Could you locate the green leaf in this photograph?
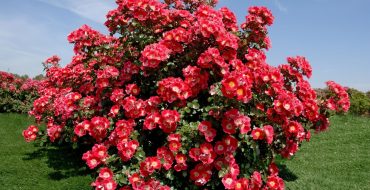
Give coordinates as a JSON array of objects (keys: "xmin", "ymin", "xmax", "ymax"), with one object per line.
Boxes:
[
  {"xmin": 184, "ymin": 107, "xmax": 191, "ymax": 113},
  {"xmin": 72, "ymin": 143, "xmax": 78, "ymax": 149},
  {"xmin": 165, "ymin": 170, "xmax": 174, "ymax": 180}
]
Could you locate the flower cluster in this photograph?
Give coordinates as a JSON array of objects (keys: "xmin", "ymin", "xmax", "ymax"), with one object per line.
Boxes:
[
  {"xmin": 92, "ymin": 167, "xmax": 117, "ymax": 190},
  {"xmin": 182, "ymin": 65, "xmax": 209, "ymax": 96},
  {"xmin": 241, "ymin": 6, "xmax": 274, "ymax": 49},
  {"xmin": 23, "ymin": 1, "xmax": 349, "ymax": 190},
  {"xmin": 157, "ymin": 77, "xmax": 191, "ymax": 103},
  {"xmin": 83, "ymin": 144, "xmax": 109, "ymax": 169},
  {"xmin": 43, "ymin": 55, "xmax": 61, "ymax": 69},
  {"xmin": 46, "ymin": 123, "xmax": 63, "ymax": 142},
  {"xmin": 325, "ymin": 81, "xmax": 350, "ymax": 112},
  {"xmin": 140, "ymin": 43, "xmax": 171, "ymax": 69},
  {"xmin": 0, "ymin": 71, "xmax": 21, "ymax": 93},
  {"xmin": 0, "ymin": 71, "xmax": 40, "ymax": 113},
  {"xmin": 221, "ymin": 71, "xmax": 253, "ymax": 103},
  {"xmin": 287, "ymin": 56, "xmax": 312, "ymax": 78},
  {"xmin": 22, "ymin": 125, "xmax": 39, "ymax": 142}
]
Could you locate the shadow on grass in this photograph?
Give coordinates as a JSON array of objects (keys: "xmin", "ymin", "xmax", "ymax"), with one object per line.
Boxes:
[
  {"xmin": 277, "ymin": 163, "xmax": 298, "ymax": 182},
  {"xmin": 23, "ymin": 144, "xmax": 93, "ymax": 180}
]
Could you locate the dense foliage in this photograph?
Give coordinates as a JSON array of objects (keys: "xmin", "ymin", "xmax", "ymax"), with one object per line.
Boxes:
[
  {"xmin": 317, "ymin": 88, "xmax": 369, "ymax": 116},
  {"xmin": 23, "ymin": 0, "xmax": 350, "ymax": 189},
  {"xmin": 0, "ymin": 71, "xmax": 39, "ymax": 113},
  {"xmin": 346, "ymin": 89, "xmax": 370, "ymax": 116}
]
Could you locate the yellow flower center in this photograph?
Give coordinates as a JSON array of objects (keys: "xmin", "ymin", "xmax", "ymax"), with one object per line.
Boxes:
[
  {"xmin": 228, "ymin": 81, "xmax": 236, "ymax": 88},
  {"xmin": 269, "ymin": 181, "xmax": 276, "ymax": 187},
  {"xmin": 236, "ymin": 183, "xmax": 242, "ymax": 188},
  {"xmin": 237, "ymin": 88, "xmax": 244, "ymax": 96},
  {"xmin": 132, "ymin": 177, "xmax": 139, "ymax": 182},
  {"xmin": 151, "ymin": 162, "xmax": 158, "ymax": 167},
  {"xmin": 289, "ymin": 126, "xmax": 296, "ymax": 132},
  {"xmin": 255, "ymin": 131, "xmax": 261, "ymax": 137},
  {"xmin": 178, "ymin": 157, "xmax": 184, "ymax": 162}
]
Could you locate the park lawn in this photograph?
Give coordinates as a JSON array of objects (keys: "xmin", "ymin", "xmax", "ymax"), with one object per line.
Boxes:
[
  {"xmin": 283, "ymin": 115, "xmax": 370, "ymax": 190},
  {"xmin": 0, "ymin": 113, "xmax": 92, "ymax": 190},
  {"xmin": 0, "ymin": 113, "xmax": 369, "ymax": 189}
]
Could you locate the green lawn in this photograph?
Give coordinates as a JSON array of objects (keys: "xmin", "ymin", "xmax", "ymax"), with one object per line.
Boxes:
[
  {"xmin": 282, "ymin": 115, "xmax": 370, "ymax": 190},
  {"xmin": 0, "ymin": 113, "xmax": 92, "ymax": 190},
  {"xmin": 0, "ymin": 113, "xmax": 369, "ymax": 189}
]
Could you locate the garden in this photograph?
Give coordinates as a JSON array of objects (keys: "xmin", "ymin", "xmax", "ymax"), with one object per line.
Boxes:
[
  {"xmin": 1, "ymin": 114, "xmax": 369, "ymax": 189},
  {"xmin": 1, "ymin": 0, "xmax": 370, "ymax": 190}
]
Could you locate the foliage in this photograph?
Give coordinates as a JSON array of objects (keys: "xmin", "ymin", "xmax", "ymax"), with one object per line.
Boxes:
[
  {"xmin": 347, "ymin": 88, "xmax": 370, "ymax": 116},
  {"xmin": 23, "ymin": 1, "xmax": 350, "ymax": 189},
  {"xmin": 317, "ymin": 88, "xmax": 370, "ymax": 116},
  {"xmin": 0, "ymin": 71, "xmax": 40, "ymax": 113}
]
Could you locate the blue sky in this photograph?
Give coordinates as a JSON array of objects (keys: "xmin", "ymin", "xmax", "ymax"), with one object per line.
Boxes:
[{"xmin": 0, "ymin": 0, "xmax": 369, "ymax": 91}]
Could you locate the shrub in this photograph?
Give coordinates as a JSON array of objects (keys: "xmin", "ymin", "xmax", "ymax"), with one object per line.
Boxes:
[
  {"xmin": 23, "ymin": 1, "xmax": 350, "ymax": 189},
  {"xmin": 0, "ymin": 71, "xmax": 40, "ymax": 113},
  {"xmin": 317, "ymin": 88, "xmax": 369, "ymax": 116},
  {"xmin": 347, "ymin": 89, "xmax": 370, "ymax": 116}
]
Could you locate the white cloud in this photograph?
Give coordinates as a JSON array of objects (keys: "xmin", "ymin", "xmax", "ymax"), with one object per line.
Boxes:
[
  {"xmin": 0, "ymin": 0, "xmax": 117, "ymax": 77},
  {"xmin": 0, "ymin": 17, "xmax": 50, "ymax": 53},
  {"xmin": 0, "ymin": 15, "xmax": 70, "ymax": 77},
  {"xmin": 36, "ymin": 0, "xmax": 116, "ymax": 23},
  {"xmin": 0, "ymin": 46, "xmax": 44, "ymax": 77},
  {"xmin": 273, "ymin": 0, "xmax": 288, "ymax": 12}
]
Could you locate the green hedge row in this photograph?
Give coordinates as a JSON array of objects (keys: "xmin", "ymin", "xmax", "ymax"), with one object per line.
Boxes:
[
  {"xmin": 347, "ymin": 88, "xmax": 370, "ymax": 116},
  {"xmin": 316, "ymin": 88, "xmax": 370, "ymax": 116},
  {"xmin": 0, "ymin": 71, "xmax": 40, "ymax": 113},
  {"xmin": 0, "ymin": 89, "xmax": 38, "ymax": 113}
]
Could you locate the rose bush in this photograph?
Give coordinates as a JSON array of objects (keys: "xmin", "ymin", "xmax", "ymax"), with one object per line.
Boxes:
[
  {"xmin": 0, "ymin": 71, "xmax": 40, "ymax": 113},
  {"xmin": 23, "ymin": 0, "xmax": 350, "ymax": 189},
  {"xmin": 317, "ymin": 87, "xmax": 369, "ymax": 116}
]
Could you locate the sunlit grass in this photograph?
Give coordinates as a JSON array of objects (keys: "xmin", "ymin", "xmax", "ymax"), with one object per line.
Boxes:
[
  {"xmin": 0, "ymin": 113, "xmax": 92, "ymax": 190},
  {"xmin": 283, "ymin": 115, "xmax": 370, "ymax": 190}
]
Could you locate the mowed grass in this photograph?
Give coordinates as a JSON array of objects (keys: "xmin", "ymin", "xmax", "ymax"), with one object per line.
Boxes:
[
  {"xmin": 282, "ymin": 115, "xmax": 370, "ymax": 190},
  {"xmin": 0, "ymin": 113, "xmax": 92, "ymax": 190},
  {"xmin": 0, "ymin": 113, "xmax": 369, "ymax": 189}
]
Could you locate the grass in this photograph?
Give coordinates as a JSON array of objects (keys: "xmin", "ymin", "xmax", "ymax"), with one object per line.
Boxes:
[
  {"xmin": 282, "ymin": 115, "xmax": 370, "ymax": 190},
  {"xmin": 0, "ymin": 113, "xmax": 369, "ymax": 189},
  {"xmin": 0, "ymin": 113, "xmax": 92, "ymax": 190}
]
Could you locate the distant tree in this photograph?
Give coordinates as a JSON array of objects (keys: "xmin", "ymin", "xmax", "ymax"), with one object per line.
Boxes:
[
  {"xmin": 346, "ymin": 88, "xmax": 370, "ymax": 115},
  {"xmin": 33, "ymin": 74, "xmax": 44, "ymax": 81},
  {"xmin": 13, "ymin": 74, "xmax": 29, "ymax": 80}
]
